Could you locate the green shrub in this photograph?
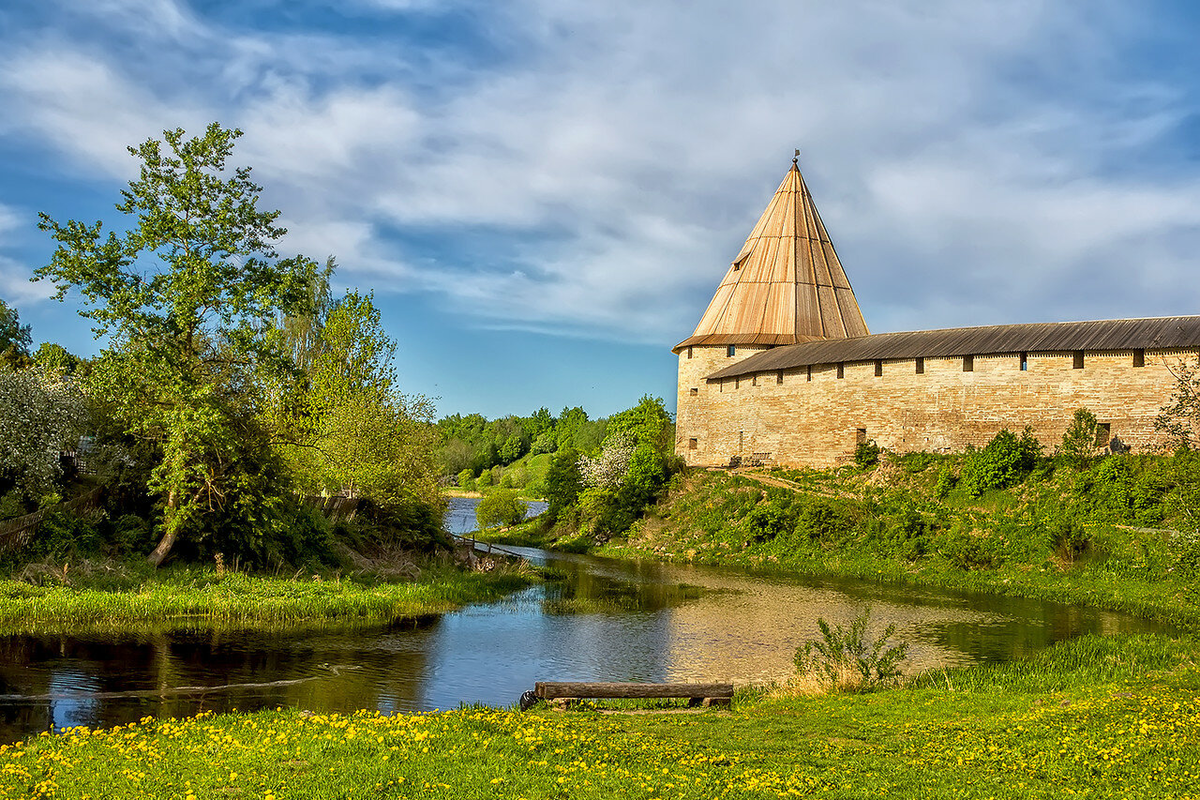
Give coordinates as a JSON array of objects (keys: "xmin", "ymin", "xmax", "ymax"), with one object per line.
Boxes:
[
  {"xmin": 794, "ymin": 607, "xmax": 909, "ymax": 692},
  {"xmin": 457, "ymin": 468, "xmax": 475, "ymax": 491},
  {"xmin": 960, "ymin": 428, "xmax": 1042, "ymax": 497},
  {"xmin": 793, "ymin": 495, "xmax": 855, "ymax": 545},
  {"xmin": 1060, "ymin": 407, "xmax": 1099, "ymax": 466},
  {"xmin": 933, "ymin": 465, "xmax": 956, "ymax": 498},
  {"xmin": 854, "ymin": 440, "xmax": 880, "ymax": 469},
  {"xmin": 893, "ymin": 451, "xmax": 940, "ymax": 474},
  {"xmin": 745, "ymin": 494, "xmax": 796, "ymax": 543}
]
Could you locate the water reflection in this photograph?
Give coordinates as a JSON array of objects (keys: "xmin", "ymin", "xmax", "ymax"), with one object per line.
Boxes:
[{"xmin": 0, "ymin": 498, "xmax": 1174, "ymax": 742}]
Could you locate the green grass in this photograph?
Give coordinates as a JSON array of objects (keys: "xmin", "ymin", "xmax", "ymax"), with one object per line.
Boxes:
[
  {"xmin": 2, "ymin": 633, "xmax": 1198, "ymax": 799},
  {"xmin": 0, "ymin": 565, "xmax": 533, "ymax": 634},
  {"xmin": 592, "ymin": 467, "xmax": 1200, "ymax": 628}
]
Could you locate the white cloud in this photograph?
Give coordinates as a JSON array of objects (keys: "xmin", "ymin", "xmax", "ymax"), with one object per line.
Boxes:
[
  {"xmin": 0, "ymin": 256, "xmax": 52, "ymax": 305},
  {"xmin": 3, "ymin": 0, "xmax": 1200, "ymax": 344}
]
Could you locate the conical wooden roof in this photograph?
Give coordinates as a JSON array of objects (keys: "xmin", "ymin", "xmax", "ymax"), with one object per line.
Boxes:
[{"xmin": 674, "ymin": 161, "xmax": 868, "ymax": 352}]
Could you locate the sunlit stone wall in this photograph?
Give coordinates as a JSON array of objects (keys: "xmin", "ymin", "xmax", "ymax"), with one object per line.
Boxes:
[{"xmin": 676, "ymin": 349, "xmax": 1194, "ymax": 467}]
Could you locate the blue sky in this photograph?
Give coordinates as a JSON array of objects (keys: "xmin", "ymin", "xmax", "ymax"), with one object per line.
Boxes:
[{"xmin": 3, "ymin": 1, "xmax": 1200, "ymax": 419}]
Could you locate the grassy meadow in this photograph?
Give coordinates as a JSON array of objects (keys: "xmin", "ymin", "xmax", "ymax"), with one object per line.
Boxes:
[{"xmin": 1, "ymin": 633, "xmax": 1197, "ymax": 799}]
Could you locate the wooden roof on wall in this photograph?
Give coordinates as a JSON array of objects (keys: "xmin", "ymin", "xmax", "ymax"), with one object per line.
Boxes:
[
  {"xmin": 706, "ymin": 316, "xmax": 1200, "ymax": 380},
  {"xmin": 673, "ymin": 161, "xmax": 869, "ymax": 353}
]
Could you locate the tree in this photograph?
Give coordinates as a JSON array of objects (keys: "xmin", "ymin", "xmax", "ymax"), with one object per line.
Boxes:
[
  {"xmin": 1060, "ymin": 407, "xmax": 1099, "ymax": 466},
  {"xmin": 0, "ymin": 368, "xmax": 85, "ymax": 504},
  {"xmin": 36, "ymin": 123, "xmax": 315, "ymax": 565},
  {"xmin": 0, "ymin": 299, "xmax": 32, "ymax": 370},
  {"xmin": 33, "ymin": 343, "xmax": 85, "ymax": 377},
  {"xmin": 475, "ymin": 488, "xmax": 525, "ymax": 529},
  {"xmin": 1156, "ymin": 357, "xmax": 1200, "ymax": 451}
]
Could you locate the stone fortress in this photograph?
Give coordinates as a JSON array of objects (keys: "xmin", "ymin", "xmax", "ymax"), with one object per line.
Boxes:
[{"xmin": 674, "ymin": 158, "xmax": 1200, "ymax": 467}]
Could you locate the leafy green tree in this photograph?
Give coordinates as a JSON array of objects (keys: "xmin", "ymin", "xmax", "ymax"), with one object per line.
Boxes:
[
  {"xmin": 0, "ymin": 299, "xmax": 32, "ymax": 370},
  {"xmin": 1156, "ymin": 357, "xmax": 1200, "ymax": 451},
  {"xmin": 0, "ymin": 368, "xmax": 85, "ymax": 503},
  {"xmin": 457, "ymin": 468, "xmax": 475, "ymax": 491},
  {"xmin": 32, "ymin": 343, "xmax": 85, "ymax": 377},
  {"xmin": 36, "ymin": 123, "xmax": 315, "ymax": 565},
  {"xmin": 1060, "ymin": 408, "xmax": 1099, "ymax": 466},
  {"xmin": 475, "ymin": 488, "xmax": 525, "ymax": 529}
]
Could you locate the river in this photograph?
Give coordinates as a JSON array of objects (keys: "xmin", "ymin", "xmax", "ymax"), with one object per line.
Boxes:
[{"xmin": 0, "ymin": 497, "xmax": 1172, "ymax": 742}]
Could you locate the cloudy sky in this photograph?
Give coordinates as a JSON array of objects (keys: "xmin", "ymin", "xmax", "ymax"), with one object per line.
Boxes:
[{"xmin": 3, "ymin": 1, "xmax": 1200, "ymax": 419}]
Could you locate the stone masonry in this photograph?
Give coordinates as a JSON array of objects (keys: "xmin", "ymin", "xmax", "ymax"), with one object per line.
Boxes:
[{"xmin": 676, "ymin": 345, "xmax": 1192, "ymax": 468}]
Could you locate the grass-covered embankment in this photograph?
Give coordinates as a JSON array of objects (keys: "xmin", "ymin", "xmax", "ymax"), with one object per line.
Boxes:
[
  {"xmin": 1, "ymin": 633, "xmax": 1197, "ymax": 799},
  {"xmin": 0, "ymin": 564, "xmax": 533, "ymax": 634},
  {"xmin": 587, "ymin": 451, "xmax": 1200, "ymax": 627}
]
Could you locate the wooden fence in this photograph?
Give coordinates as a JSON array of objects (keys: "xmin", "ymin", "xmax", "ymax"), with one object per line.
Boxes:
[{"xmin": 0, "ymin": 486, "xmax": 105, "ymax": 554}]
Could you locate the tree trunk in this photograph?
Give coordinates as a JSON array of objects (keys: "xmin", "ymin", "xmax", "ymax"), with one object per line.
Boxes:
[{"xmin": 147, "ymin": 490, "xmax": 179, "ymax": 567}]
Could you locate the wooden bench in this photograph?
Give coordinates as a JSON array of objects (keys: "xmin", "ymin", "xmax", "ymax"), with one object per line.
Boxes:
[{"xmin": 527, "ymin": 681, "xmax": 734, "ymax": 709}]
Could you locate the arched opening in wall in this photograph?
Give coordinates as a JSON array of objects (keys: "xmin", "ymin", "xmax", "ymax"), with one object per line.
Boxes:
[
  {"xmin": 1133, "ymin": 350, "xmax": 1145, "ymax": 367},
  {"xmin": 1095, "ymin": 423, "xmax": 1111, "ymax": 448},
  {"xmin": 727, "ymin": 345, "xmax": 737, "ymax": 357},
  {"xmin": 915, "ymin": 357, "xmax": 924, "ymax": 374},
  {"xmin": 688, "ymin": 438, "xmax": 698, "ymax": 450},
  {"xmin": 751, "ymin": 375, "xmax": 758, "ymax": 386},
  {"xmin": 874, "ymin": 360, "xmax": 883, "ymax": 377},
  {"xmin": 687, "ymin": 346, "xmax": 693, "ymax": 359},
  {"xmin": 856, "ymin": 428, "xmax": 867, "ymax": 445},
  {"xmin": 1073, "ymin": 351, "xmax": 1084, "ymax": 369},
  {"xmin": 1020, "ymin": 352, "xmax": 1028, "ymax": 371},
  {"xmin": 777, "ymin": 369, "xmax": 784, "ymax": 384},
  {"xmin": 963, "ymin": 355, "xmax": 974, "ymax": 372}
]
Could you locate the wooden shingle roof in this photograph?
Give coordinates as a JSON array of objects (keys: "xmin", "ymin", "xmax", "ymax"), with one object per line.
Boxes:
[
  {"xmin": 673, "ymin": 161, "xmax": 869, "ymax": 353},
  {"xmin": 706, "ymin": 316, "xmax": 1200, "ymax": 380}
]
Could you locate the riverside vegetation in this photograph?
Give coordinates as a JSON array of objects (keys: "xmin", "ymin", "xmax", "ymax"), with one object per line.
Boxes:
[{"xmin": 0, "ymin": 124, "xmax": 537, "ymax": 636}]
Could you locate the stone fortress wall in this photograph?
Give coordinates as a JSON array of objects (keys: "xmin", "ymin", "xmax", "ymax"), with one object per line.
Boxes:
[{"xmin": 675, "ymin": 344, "xmax": 1192, "ymax": 468}]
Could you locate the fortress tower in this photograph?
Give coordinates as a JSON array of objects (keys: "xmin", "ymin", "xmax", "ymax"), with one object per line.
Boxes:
[
  {"xmin": 674, "ymin": 158, "xmax": 868, "ymax": 463},
  {"xmin": 674, "ymin": 158, "xmax": 1200, "ymax": 467}
]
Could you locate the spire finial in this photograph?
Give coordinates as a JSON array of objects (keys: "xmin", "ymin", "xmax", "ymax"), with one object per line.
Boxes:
[{"xmin": 793, "ymin": 148, "xmax": 800, "ymax": 166}]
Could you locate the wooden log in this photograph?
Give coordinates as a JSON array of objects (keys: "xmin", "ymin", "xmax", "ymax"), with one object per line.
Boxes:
[{"xmin": 534, "ymin": 682, "xmax": 733, "ymax": 701}]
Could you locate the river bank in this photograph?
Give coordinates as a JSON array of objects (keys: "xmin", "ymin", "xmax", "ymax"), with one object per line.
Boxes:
[
  {"xmin": 0, "ymin": 561, "xmax": 533, "ymax": 635},
  {"xmin": 539, "ymin": 461, "xmax": 1200, "ymax": 629},
  {"xmin": 2, "ymin": 631, "xmax": 1196, "ymax": 799}
]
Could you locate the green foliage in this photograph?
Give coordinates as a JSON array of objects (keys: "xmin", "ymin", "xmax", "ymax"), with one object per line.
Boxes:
[
  {"xmin": 893, "ymin": 451, "xmax": 941, "ymax": 474},
  {"xmin": 457, "ymin": 468, "xmax": 475, "ymax": 491},
  {"xmin": 476, "ymin": 489, "xmax": 526, "ymax": 529},
  {"xmin": 31, "ymin": 342, "xmax": 85, "ymax": 378},
  {"xmin": 36, "ymin": 123, "xmax": 316, "ymax": 565},
  {"xmin": 0, "ymin": 368, "xmax": 86, "ymax": 503},
  {"xmin": 545, "ymin": 448, "xmax": 583, "ymax": 519},
  {"xmin": 1155, "ymin": 356, "xmax": 1200, "ymax": 450},
  {"xmin": 933, "ymin": 464, "xmax": 956, "ymax": 498},
  {"xmin": 1060, "ymin": 407, "xmax": 1099, "ymax": 466},
  {"xmin": 793, "ymin": 608, "xmax": 909, "ymax": 691},
  {"xmin": 854, "ymin": 439, "xmax": 880, "ymax": 469},
  {"xmin": 0, "ymin": 298, "xmax": 31, "ymax": 370},
  {"xmin": 959, "ymin": 427, "xmax": 1043, "ymax": 497}
]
